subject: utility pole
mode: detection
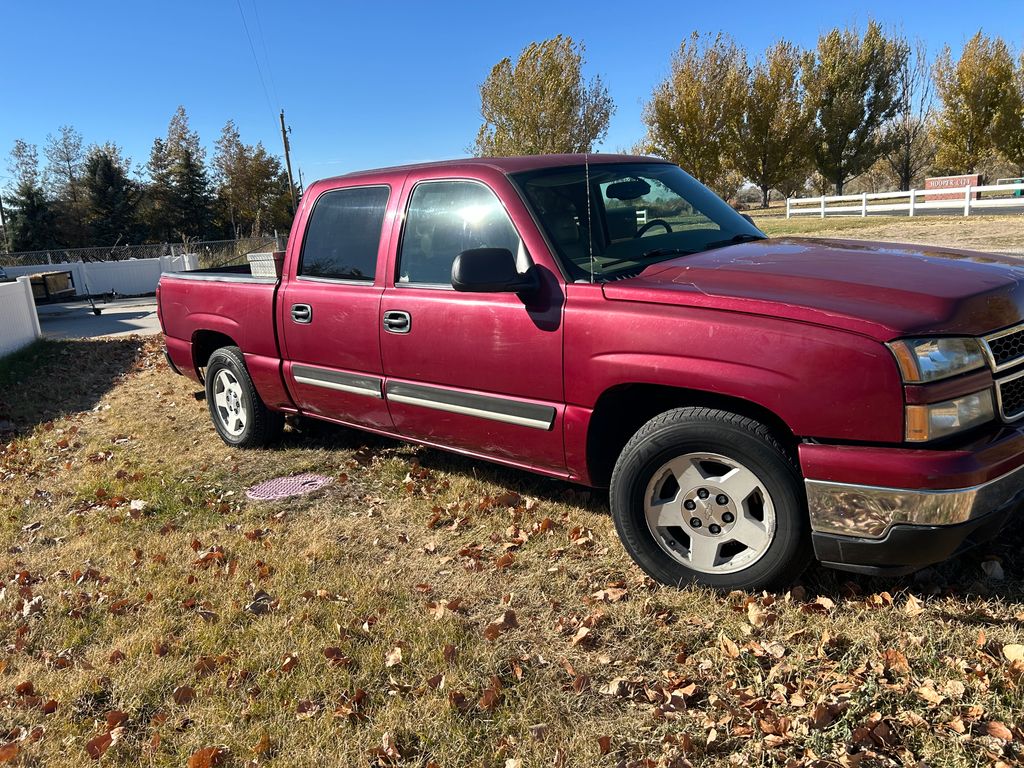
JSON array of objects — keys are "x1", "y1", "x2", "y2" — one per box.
[
  {"x1": 0, "y1": 194, "x2": 9, "y2": 253},
  {"x1": 279, "y1": 109, "x2": 298, "y2": 215}
]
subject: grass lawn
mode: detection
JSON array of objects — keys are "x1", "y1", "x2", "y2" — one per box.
[
  {"x1": 752, "y1": 214, "x2": 1024, "y2": 255},
  {"x1": 2, "y1": 337, "x2": 1024, "y2": 767}
]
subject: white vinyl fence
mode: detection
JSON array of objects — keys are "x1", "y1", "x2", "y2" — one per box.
[
  {"x1": 787, "y1": 180, "x2": 1024, "y2": 218},
  {"x1": 1, "y1": 255, "x2": 198, "y2": 298},
  {"x1": 0, "y1": 277, "x2": 42, "y2": 357}
]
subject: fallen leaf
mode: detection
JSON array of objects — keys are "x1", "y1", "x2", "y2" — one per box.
[
  {"x1": 385, "y1": 647, "x2": 403, "y2": 667},
  {"x1": 252, "y1": 732, "x2": 272, "y2": 756},
  {"x1": 720, "y1": 635, "x2": 740, "y2": 659},
  {"x1": 904, "y1": 594, "x2": 925, "y2": 617},
  {"x1": 983, "y1": 721, "x2": 1013, "y2": 741},
  {"x1": 597, "y1": 735, "x2": 611, "y2": 755},
  {"x1": 0, "y1": 743, "x2": 19, "y2": 763},
  {"x1": 478, "y1": 676, "x2": 503, "y2": 712},
  {"x1": 484, "y1": 610, "x2": 519, "y2": 641},
  {"x1": 172, "y1": 685, "x2": 195, "y2": 705},
  {"x1": 86, "y1": 732, "x2": 113, "y2": 760},
  {"x1": 1004, "y1": 644, "x2": 1024, "y2": 663},
  {"x1": 323, "y1": 647, "x2": 352, "y2": 667},
  {"x1": 188, "y1": 746, "x2": 229, "y2": 767}
]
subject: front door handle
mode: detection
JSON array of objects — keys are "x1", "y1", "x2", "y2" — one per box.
[
  {"x1": 291, "y1": 304, "x2": 312, "y2": 324},
  {"x1": 383, "y1": 310, "x2": 411, "y2": 334}
]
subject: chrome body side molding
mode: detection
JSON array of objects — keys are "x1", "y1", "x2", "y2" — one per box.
[
  {"x1": 291, "y1": 364, "x2": 383, "y2": 398},
  {"x1": 385, "y1": 381, "x2": 555, "y2": 431}
]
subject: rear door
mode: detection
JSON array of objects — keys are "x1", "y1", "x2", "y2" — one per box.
[
  {"x1": 379, "y1": 172, "x2": 567, "y2": 473},
  {"x1": 278, "y1": 183, "x2": 395, "y2": 431}
]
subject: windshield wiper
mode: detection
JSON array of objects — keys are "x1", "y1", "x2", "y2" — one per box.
[
  {"x1": 701, "y1": 233, "x2": 768, "y2": 251},
  {"x1": 598, "y1": 247, "x2": 698, "y2": 269}
]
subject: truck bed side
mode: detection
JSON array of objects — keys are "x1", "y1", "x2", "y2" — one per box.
[{"x1": 158, "y1": 269, "x2": 295, "y2": 410}]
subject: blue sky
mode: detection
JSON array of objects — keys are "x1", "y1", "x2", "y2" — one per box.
[{"x1": 2, "y1": 1, "x2": 1021, "y2": 186}]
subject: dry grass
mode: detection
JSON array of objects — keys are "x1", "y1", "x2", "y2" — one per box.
[
  {"x1": 752, "y1": 214, "x2": 1024, "y2": 255},
  {"x1": 2, "y1": 337, "x2": 1024, "y2": 767}
]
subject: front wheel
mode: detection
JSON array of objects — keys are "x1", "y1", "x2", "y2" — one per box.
[
  {"x1": 205, "y1": 346, "x2": 283, "y2": 448},
  {"x1": 610, "y1": 407, "x2": 811, "y2": 591}
]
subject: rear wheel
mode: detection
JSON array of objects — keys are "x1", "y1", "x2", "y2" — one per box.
[
  {"x1": 205, "y1": 346, "x2": 283, "y2": 448},
  {"x1": 610, "y1": 407, "x2": 810, "y2": 590}
]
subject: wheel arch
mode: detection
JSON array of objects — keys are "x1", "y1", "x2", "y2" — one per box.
[
  {"x1": 191, "y1": 330, "x2": 239, "y2": 382},
  {"x1": 585, "y1": 383, "x2": 799, "y2": 488}
]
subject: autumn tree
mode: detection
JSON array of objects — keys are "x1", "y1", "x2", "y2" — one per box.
[
  {"x1": 734, "y1": 41, "x2": 812, "y2": 207},
  {"x1": 44, "y1": 125, "x2": 87, "y2": 244},
  {"x1": 213, "y1": 120, "x2": 293, "y2": 237},
  {"x1": 882, "y1": 40, "x2": 935, "y2": 190},
  {"x1": 802, "y1": 22, "x2": 907, "y2": 195},
  {"x1": 641, "y1": 32, "x2": 747, "y2": 197},
  {"x1": 473, "y1": 35, "x2": 614, "y2": 156},
  {"x1": 993, "y1": 53, "x2": 1024, "y2": 174},
  {"x1": 933, "y1": 32, "x2": 1017, "y2": 173}
]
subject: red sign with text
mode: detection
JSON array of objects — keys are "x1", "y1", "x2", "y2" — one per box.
[{"x1": 925, "y1": 174, "x2": 982, "y2": 201}]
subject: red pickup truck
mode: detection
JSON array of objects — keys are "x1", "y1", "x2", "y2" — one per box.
[{"x1": 157, "y1": 154, "x2": 1024, "y2": 590}]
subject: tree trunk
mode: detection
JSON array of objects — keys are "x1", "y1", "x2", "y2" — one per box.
[
  {"x1": 834, "y1": 177, "x2": 844, "y2": 196},
  {"x1": 761, "y1": 185, "x2": 770, "y2": 208}
]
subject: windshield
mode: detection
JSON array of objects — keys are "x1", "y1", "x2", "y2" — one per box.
[{"x1": 512, "y1": 162, "x2": 765, "y2": 282}]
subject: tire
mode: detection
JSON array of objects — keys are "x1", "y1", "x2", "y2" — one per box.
[
  {"x1": 204, "y1": 346, "x2": 284, "y2": 448},
  {"x1": 609, "y1": 407, "x2": 811, "y2": 591}
]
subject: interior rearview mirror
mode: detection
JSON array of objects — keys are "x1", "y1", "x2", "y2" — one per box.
[{"x1": 451, "y1": 248, "x2": 539, "y2": 294}]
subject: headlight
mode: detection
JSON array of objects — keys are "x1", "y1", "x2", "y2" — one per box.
[
  {"x1": 905, "y1": 389, "x2": 994, "y2": 442},
  {"x1": 888, "y1": 337, "x2": 987, "y2": 382}
]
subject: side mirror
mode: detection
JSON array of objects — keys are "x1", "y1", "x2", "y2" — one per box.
[
  {"x1": 741, "y1": 213, "x2": 756, "y2": 226},
  {"x1": 451, "y1": 248, "x2": 539, "y2": 294}
]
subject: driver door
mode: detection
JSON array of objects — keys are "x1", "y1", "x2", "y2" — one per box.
[{"x1": 379, "y1": 175, "x2": 567, "y2": 473}]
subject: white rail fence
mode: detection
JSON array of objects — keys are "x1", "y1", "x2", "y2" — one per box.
[
  {"x1": 0, "y1": 277, "x2": 42, "y2": 358},
  {"x1": 2, "y1": 255, "x2": 198, "y2": 299},
  {"x1": 787, "y1": 181, "x2": 1024, "y2": 218}
]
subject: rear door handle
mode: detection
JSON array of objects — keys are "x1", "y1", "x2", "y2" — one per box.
[
  {"x1": 291, "y1": 304, "x2": 312, "y2": 324},
  {"x1": 383, "y1": 310, "x2": 411, "y2": 334}
]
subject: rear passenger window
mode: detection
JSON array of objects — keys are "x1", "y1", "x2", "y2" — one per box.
[
  {"x1": 299, "y1": 186, "x2": 390, "y2": 281},
  {"x1": 398, "y1": 181, "x2": 522, "y2": 285}
]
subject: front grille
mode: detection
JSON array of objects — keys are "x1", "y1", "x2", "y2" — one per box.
[
  {"x1": 984, "y1": 325, "x2": 1024, "y2": 369},
  {"x1": 997, "y1": 374, "x2": 1024, "y2": 421}
]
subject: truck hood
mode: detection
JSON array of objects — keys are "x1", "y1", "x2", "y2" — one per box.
[{"x1": 602, "y1": 237, "x2": 1024, "y2": 340}]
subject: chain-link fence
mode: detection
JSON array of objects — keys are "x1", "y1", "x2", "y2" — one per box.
[{"x1": 0, "y1": 236, "x2": 287, "y2": 270}]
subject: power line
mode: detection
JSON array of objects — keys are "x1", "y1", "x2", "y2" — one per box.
[
  {"x1": 234, "y1": 0, "x2": 276, "y2": 124},
  {"x1": 249, "y1": 0, "x2": 280, "y2": 109}
]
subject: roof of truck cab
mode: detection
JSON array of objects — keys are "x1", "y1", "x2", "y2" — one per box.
[{"x1": 323, "y1": 153, "x2": 669, "y2": 183}]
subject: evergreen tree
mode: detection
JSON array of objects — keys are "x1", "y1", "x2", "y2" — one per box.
[
  {"x1": 171, "y1": 146, "x2": 213, "y2": 239},
  {"x1": 145, "y1": 107, "x2": 214, "y2": 240},
  {"x1": 7, "y1": 180, "x2": 57, "y2": 252},
  {"x1": 84, "y1": 146, "x2": 139, "y2": 245},
  {"x1": 6, "y1": 139, "x2": 57, "y2": 251},
  {"x1": 44, "y1": 125, "x2": 87, "y2": 245}
]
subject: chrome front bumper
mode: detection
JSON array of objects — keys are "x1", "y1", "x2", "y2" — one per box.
[{"x1": 806, "y1": 462, "x2": 1024, "y2": 539}]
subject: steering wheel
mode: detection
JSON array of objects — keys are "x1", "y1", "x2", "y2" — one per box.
[{"x1": 635, "y1": 219, "x2": 673, "y2": 237}]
